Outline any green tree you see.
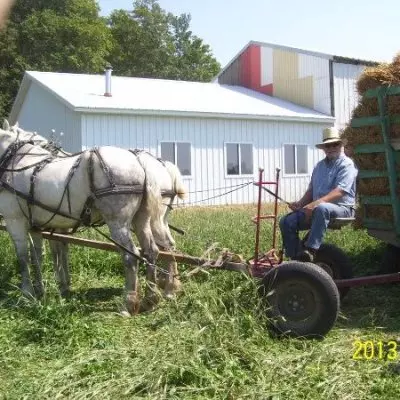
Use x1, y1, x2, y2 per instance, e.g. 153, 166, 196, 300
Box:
0, 0, 220, 119
169, 13, 220, 81
0, 0, 112, 117
108, 0, 220, 81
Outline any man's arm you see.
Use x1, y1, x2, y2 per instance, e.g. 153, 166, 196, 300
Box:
304, 161, 356, 211
303, 187, 345, 210
289, 187, 313, 211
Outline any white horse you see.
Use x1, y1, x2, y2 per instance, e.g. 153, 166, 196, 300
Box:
3, 121, 187, 300
0, 126, 173, 314
133, 150, 187, 298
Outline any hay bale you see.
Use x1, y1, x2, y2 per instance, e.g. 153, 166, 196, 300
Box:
356, 54, 400, 96
388, 95, 400, 116
353, 153, 387, 170
354, 205, 394, 229
356, 63, 394, 95
351, 98, 379, 118
342, 126, 383, 147
347, 53, 400, 231
365, 205, 394, 222
358, 177, 389, 196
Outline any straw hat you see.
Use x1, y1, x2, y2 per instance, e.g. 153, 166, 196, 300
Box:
315, 127, 347, 149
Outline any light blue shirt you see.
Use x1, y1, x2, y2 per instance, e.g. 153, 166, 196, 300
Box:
309, 154, 358, 207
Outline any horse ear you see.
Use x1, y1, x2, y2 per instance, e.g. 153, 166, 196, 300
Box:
2, 119, 9, 130
15, 121, 19, 128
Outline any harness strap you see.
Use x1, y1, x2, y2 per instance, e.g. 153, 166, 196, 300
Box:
93, 185, 144, 198
0, 141, 33, 180
28, 158, 54, 227
161, 189, 175, 197
0, 180, 81, 222
94, 147, 116, 188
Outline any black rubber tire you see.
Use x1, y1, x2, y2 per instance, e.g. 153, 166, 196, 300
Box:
260, 261, 340, 339
313, 243, 354, 299
378, 244, 400, 274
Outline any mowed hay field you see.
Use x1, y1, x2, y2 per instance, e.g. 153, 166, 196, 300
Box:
1, 204, 400, 399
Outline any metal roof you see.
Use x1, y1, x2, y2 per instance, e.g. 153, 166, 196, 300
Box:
10, 71, 334, 123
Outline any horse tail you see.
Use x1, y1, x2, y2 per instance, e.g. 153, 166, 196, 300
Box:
137, 155, 163, 224
164, 161, 188, 200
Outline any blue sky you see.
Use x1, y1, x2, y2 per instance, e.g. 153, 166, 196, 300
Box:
98, 0, 399, 67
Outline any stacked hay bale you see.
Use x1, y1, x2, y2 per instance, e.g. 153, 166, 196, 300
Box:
341, 54, 400, 228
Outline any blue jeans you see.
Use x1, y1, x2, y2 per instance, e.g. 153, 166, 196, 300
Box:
279, 203, 353, 259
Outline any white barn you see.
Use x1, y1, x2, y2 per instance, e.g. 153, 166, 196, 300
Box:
9, 70, 334, 205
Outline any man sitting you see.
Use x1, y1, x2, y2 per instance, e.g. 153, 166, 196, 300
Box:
279, 127, 358, 262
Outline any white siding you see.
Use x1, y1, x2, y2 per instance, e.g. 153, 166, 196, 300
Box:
298, 53, 331, 115
81, 114, 329, 205
260, 46, 273, 86
16, 82, 82, 152
333, 62, 366, 130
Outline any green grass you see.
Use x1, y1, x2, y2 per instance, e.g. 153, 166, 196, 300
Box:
1, 204, 400, 399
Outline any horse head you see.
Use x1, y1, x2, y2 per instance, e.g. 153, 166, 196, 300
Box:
5, 122, 48, 146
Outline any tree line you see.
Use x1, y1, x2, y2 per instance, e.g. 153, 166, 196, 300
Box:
0, 0, 220, 118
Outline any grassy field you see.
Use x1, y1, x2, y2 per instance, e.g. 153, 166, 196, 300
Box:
1, 204, 400, 399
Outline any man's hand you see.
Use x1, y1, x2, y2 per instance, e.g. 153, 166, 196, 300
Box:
302, 200, 323, 222
289, 201, 301, 211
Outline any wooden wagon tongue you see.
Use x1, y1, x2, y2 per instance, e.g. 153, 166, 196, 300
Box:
0, 223, 250, 274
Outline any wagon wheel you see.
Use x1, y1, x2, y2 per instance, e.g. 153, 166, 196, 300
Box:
259, 261, 340, 339
378, 243, 400, 274
314, 243, 353, 299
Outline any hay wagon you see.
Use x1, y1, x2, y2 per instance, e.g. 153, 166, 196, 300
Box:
351, 84, 400, 271
252, 83, 400, 339
252, 82, 400, 339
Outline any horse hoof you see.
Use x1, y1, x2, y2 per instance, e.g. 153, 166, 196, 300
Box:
21, 285, 35, 299
139, 294, 160, 313
34, 286, 45, 300
126, 292, 140, 315
120, 310, 132, 318
60, 289, 72, 299
139, 301, 157, 313
157, 279, 167, 291
163, 292, 175, 300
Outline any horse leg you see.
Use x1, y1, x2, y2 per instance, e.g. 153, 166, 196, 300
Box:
29, 232, 45, 298
107, 221, 141, 315
163, 261, 181, 300
49, 240, 71, 298
156, 200, 181, 299
132, 211, 160, 312
60, 242, 71, 297
7, 219, 34, 297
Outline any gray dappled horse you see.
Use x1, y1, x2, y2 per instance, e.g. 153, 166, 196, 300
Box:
3, 121, 187, 304
0, 126, 176, 315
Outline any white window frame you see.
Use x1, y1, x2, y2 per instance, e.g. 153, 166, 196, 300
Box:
159, 141, 192, 178
282, 143, 310, 177
224, 142, 254, 178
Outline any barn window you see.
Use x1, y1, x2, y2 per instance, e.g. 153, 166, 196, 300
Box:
226, 143, 253, 175
283, 144, 308, 174
160, 142, 191, 176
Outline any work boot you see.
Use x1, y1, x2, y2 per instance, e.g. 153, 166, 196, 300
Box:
295, 248, 317, 263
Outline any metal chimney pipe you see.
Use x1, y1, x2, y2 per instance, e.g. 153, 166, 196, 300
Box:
104, 63, 113, 97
